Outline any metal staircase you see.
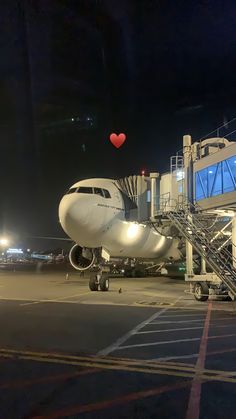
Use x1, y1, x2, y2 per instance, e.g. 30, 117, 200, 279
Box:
165, 206, 236, 299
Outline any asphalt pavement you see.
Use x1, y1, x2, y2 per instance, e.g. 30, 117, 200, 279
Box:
0, 271, 235, 418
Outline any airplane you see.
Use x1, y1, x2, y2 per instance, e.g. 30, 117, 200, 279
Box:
58, 178, 182, 291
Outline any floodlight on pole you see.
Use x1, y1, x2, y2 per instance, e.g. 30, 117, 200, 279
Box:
0, 238, 9, 246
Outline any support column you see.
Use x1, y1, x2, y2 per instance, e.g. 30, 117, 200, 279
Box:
183, 134, 193, 205
186, 214, 194, 276
200, 257, 207, 274
183, 135, 194, 277
150, 172, 159, 219
232, 212, 236, 269
186, 241, 194, 275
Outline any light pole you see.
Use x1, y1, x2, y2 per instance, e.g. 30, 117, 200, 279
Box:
0, 238, 9, 262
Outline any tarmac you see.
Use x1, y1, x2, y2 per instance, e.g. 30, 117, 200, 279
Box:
0, 270, 235, 418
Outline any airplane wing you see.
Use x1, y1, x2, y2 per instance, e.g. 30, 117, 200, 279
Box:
28, 236, 73, 241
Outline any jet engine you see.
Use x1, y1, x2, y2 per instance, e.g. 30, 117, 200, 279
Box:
69, 244, 95, 271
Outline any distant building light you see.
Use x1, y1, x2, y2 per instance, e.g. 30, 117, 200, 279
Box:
7, 248, 23, 254
141, 170, 145, 176
31, 253, 52, 260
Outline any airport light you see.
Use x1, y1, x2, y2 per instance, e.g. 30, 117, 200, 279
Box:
0, 238, 9, 246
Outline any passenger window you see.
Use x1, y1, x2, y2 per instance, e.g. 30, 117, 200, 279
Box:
66, 187, 77, 194
103, 189, 111, 198
94, 187, 103, 196
77, 187, 93, 194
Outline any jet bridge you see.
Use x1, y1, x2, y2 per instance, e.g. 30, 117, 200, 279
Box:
115, 138, 236, 300
149, 135, 236, 301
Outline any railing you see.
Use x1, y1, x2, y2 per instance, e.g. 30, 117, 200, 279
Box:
163, 202, 236, 297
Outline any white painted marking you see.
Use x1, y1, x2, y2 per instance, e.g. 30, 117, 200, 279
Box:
137, 323, 235, 335
209, 333, 236, 340
137, 326, 204, 334
151, 353, 199, 362
118, 337, 201, 350
150, 319, 204, 325
98, 296, 182, 356
160, 314, 206, 318
161, 309, 206, 313
118, 333, 236, 350
150, 317, 233, 325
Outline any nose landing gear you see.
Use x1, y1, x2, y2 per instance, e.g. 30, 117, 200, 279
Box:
89, 272, 109, 291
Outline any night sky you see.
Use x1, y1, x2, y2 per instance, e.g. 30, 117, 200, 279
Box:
1, 0, 236, 247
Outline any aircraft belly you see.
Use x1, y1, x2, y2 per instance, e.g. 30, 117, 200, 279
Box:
101, 220, 173, 259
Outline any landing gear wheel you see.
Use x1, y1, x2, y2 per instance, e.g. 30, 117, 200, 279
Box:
89, 275, 99, 291
100, 275, 109, 292
194, 282, 209, 301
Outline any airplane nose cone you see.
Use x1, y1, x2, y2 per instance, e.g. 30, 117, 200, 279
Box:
59, 195, 89, 240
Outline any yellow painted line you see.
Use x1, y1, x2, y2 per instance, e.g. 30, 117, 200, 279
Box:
0, 296, 176, 309
0, 349, 228, 375
20, 292, 92, 306
2, 348, 197, 368
0, 351, 235, 384
0, 348, 235, 381
50, 292, 92, 301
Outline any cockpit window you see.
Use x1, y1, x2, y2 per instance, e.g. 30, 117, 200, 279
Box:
94, 187, 103, 196
66, 187, 77, 194
77, 187, 93, 194
103, 189, 111, 198
66, 186, 111, 197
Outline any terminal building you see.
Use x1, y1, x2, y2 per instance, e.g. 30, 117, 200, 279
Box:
118, 135, 236, 301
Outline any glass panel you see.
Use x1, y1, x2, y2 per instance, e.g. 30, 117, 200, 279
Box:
66, 187, 77, 194
77, 187, 93, 194
212, 162, 222, 196
222, 160, 235, 193
103, 189, 111, 198
94, 187, 103, 196
195, 168, 207, 200
207, 164, 217, 197
196, 173, 204, 200
226, 156, 236, 183
195, 155, 236, 200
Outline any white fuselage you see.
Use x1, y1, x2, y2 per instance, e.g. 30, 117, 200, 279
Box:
59, 178, 180, 261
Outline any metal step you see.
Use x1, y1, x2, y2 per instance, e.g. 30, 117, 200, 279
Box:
166, 210, 236, 298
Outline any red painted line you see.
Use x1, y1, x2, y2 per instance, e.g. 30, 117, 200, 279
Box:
186, 302, 212, 419
0, 368, 99, 390
32, 380, 190, 419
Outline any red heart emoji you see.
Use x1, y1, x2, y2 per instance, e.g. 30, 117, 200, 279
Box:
109, 133, 126, 148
